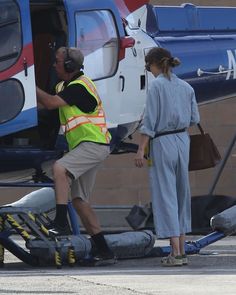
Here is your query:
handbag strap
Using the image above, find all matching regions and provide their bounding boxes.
[197,123,205,135]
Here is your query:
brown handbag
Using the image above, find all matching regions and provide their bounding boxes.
[189,124,221,171]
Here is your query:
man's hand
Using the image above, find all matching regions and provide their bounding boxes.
[36,86,67,110]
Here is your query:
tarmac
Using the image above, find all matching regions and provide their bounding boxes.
[0,234,236,295]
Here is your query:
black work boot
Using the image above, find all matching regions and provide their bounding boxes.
[47,221,72,236]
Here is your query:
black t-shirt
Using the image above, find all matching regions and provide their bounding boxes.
[57,72,97,113]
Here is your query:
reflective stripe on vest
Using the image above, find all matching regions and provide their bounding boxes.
[61,115,107,133]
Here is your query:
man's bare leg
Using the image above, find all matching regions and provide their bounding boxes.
[53,162,70,204]
[73,198,115,263]
[72,198,101,236]
[48,162,71,234]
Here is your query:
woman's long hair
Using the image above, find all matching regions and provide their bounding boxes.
[145,47,180,79]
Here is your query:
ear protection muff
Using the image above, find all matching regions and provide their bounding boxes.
[64,48,77,73]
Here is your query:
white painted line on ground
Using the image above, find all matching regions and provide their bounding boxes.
[0,267,236,277]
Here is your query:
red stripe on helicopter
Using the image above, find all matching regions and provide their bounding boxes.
[0,43,34,81]
[115,0,149,18]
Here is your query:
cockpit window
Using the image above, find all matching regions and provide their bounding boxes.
[0,0,21,72]
[0,79,24,124]
[75,10,119,80]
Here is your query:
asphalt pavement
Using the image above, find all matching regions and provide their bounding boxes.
[0,234,236,295]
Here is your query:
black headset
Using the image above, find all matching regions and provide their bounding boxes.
[64,48,77,73]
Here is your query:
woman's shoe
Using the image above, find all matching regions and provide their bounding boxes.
[161,255,183,267]
[182,254,188,265]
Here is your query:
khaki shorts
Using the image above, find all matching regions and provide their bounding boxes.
[56,142,110,201]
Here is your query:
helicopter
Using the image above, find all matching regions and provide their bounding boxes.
[1,0,236,268]
[0,0,236,184]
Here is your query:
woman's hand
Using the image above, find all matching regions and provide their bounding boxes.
[135,148,145,168]
[134,134,150,167]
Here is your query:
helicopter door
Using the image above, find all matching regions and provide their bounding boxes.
[0,0,37,137]
[63,0,125,127]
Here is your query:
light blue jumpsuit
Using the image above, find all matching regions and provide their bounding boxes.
[140,73,200,238]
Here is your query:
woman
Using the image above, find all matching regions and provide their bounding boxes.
[135,47,200,266]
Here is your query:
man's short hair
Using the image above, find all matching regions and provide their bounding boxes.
[59,47,84,71]
[67,47,84,69]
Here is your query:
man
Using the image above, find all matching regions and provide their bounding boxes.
[36,46,115,265]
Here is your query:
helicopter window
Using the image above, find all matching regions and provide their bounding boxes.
[0,79,24,124]
[0,0,21,72]
[75,10,119,80]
